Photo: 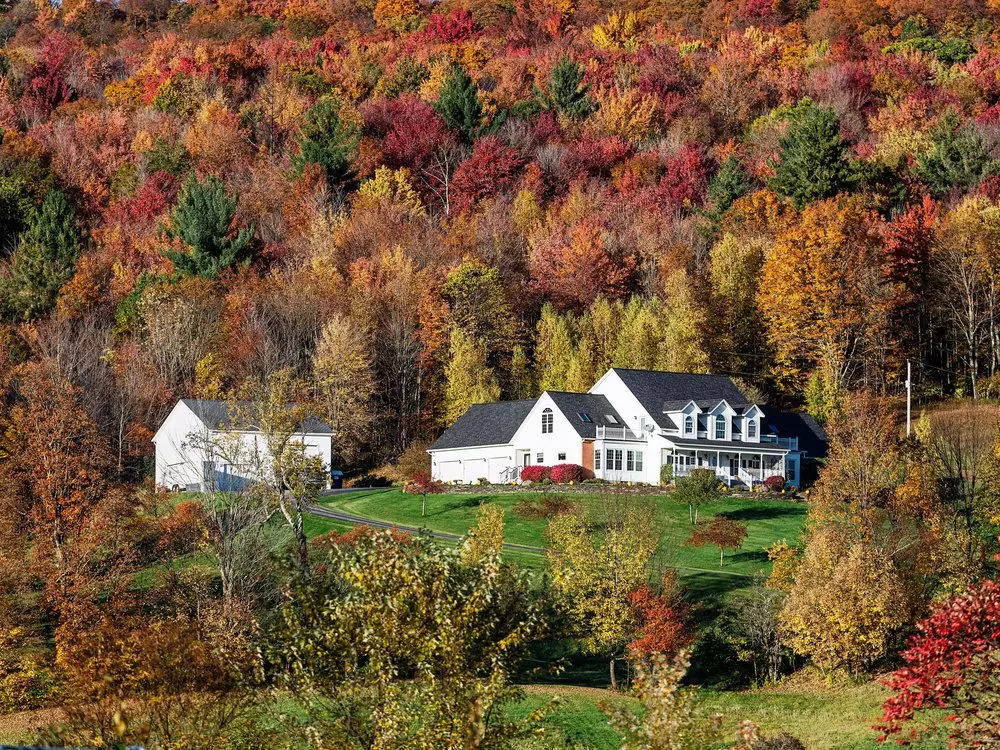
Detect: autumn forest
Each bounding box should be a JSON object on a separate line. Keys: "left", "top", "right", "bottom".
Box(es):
{"left": 4, "top": 0, "right": 1000, "bottom": 745}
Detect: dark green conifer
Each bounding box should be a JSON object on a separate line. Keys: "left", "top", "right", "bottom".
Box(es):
{"left": 293, "top": 99, "right": 360, "bottom": 190}
{"left": 769, "top": 104, "right": 854, "bottom": 208}
{"left": 162, "top": 175, "right": 254, "bottom": 279}
{"left": 3, "top": 189, "right": 79, "bottom": 320}
{"left": 538, "top": 57, "right": 594, "bottom": 121}
{"left": 434, "top": 64, "right": 483, "bottom": 143}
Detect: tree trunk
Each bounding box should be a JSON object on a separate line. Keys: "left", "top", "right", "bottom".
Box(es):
{"left": 609, "top": 656, "right": 617, "bottom": 691}
{"left": 689, "top": 504, "right": 693, "bottom": 524}
{"left": 720, "top": 547, "right": 724, "bottom": 567}
{"left": 422, "top": 493, "right": 427, "bottom": 516}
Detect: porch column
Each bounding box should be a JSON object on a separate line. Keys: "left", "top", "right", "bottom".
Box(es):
{"left": 760, "top": 452, "right": 764, "bottom": 480}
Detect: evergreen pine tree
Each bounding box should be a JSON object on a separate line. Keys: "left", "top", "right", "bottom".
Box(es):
{"left": 162, "top": 175, "right": 254, "bottom": 279}
{"left": 769, "top": 104, "right": 854, "bottom": 208}
{"left": 538, "top": 57, "right": 594, "bottom": 121}
{"left": 707, "top": 156, "right": 753, "bottom": 217}
{"left": 917, "top": 111, "right": 996, "bottom": 196}
{"left": 293, "top": 99, "right": 360, "bottom": 190}
{"left": 434, "top": 64, "right": 483, "bottom": 143}
{"left": 444, "top": 328, "right": 501, "bottom": 424}
{"left": 4, "top": 189, "right": 79, "bottom": 320}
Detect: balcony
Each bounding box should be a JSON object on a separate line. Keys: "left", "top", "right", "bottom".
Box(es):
{"left": 596, "top": 425, "right": 646, "bottom": 442}
{"left": 760, "top": 434, "right": 798, "bottom": 450}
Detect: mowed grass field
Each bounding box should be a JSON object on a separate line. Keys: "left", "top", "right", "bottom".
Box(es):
{"left": 315, "top": 488, "right": 807, "bottom": 575}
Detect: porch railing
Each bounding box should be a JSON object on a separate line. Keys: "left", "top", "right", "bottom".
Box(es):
{"left": 595, "top": 425, "right": 646, "bottom": 442}
{"left": 674, "top": 464, "right": 784, "bottom": 487}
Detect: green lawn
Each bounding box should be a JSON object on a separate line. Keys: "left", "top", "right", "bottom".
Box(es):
{"left": 509, "top": 679, "right": 948, "bottom": 750}
{"left": 319, "top": 488, "right": 807, "bottom": 577}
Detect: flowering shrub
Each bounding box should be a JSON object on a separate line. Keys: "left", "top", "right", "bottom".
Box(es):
{"left": 550, "top": 463, "right": 584, "bottom": 483}
{"left": 763, "top": 475, "right": 786, "bottom": 492}
{"left": 519, "top": 465, "right": 549, "bottom": 482}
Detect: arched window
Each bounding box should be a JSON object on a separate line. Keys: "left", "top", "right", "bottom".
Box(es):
{"left": 542, "top": 408, "right": 553, "bottom": 434}
{"left": 684, "top": 415, "right": 693, "bottom": 435}
{"left": 747, "top": 419, "right": 757, "bottom": 439}
{"left": 715, "top": 415, "right": 726, "bottom": 440}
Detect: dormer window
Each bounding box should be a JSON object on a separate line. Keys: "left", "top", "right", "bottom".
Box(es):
{"left": 605, "top": 415, "right": 619, "bottom": 424}
{"left": 542, "top": 408, "right": 553, "bottom": 434}
{"left": 579, "top": 413, "right": 593, "bottom": 423}
{"left": 684, "top": 415, "right": 693, "bottom": 435}
{"left": 715, "top": 415, "right": 726, "bottom": 440}
{"left": 747, "top": 419, "right": 757, "bottom": 439}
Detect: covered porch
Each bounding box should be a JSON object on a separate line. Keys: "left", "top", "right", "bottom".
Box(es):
{"left": 666, "top": 447, "right": 786, "bottom": 488}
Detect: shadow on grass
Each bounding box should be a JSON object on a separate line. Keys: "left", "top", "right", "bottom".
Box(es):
{"left": 719, "top": 505, "right": 808, "bottom": 522}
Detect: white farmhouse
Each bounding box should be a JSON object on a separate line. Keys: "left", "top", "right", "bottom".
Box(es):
{"left": 428, "top": 368, "right": 827, "bottom": 488}
{"left": 153, "top": 399, "right": 333, "bottom": 492}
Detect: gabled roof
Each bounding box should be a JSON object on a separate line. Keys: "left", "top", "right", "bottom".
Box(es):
{"left": 430, "top": 400, "right": 536, "bottom": 451}
{"left": 766, "top": 411, "right": 829, "bottom": 458}
{"left": 546, "top": 392, "right": 627, "bottom": 439}
{"left": 610, "top": 369, "right": 749, "bottom": 424}
{"left": 180, "top": 399, "right": 332, "bottom": 435}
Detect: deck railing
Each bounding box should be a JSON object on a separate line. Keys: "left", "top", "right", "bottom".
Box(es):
{"left": 595, "top": 425, "right": 646, "bottom": 441}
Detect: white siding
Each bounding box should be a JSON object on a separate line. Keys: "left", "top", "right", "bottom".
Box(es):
{"left": 589, "top": 370, "right": 658, "bottom": 436}
{"left": 153, "top": 401, "right": 333, "bottom": 491}
{"left": 509, "top": 393, "right": 584, "bottom": 467}
{"left": 429, "top": 445, "right": 518, "bottom": 484}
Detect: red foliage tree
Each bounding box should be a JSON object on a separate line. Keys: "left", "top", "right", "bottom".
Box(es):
{"left": 627, "top": 572, "right": 694, "bottom": 659}
{"left": 879, "top": 578, "right": 1000, "bottom": 746}
{"left": 362, "top": 95, "right": 452, "bottom": 171}
{"left": 659, "top": 143, "right": 711, "bottom": 211}
{"left": 529, "top": 219, "right": 635, "bottom": 309}
{"left": 687, "top": 516, "right": 748, "bottom": 567}
{"left": 450, "top": 136, "right": 525, "bottom": 214}
{"left": 404, "top": 471, "right": 446, "bottom": 516}
{"left": 22, "top": 33, "right": 79, "bottom": 120}
{"left": 423, "top": 9, "right": 480, "bottom": 42}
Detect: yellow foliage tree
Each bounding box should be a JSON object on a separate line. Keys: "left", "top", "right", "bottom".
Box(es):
{"left": 662, "top": 270, "right": 711, "bottom": 374}
{"left": 356, "top": 166, "right": 426, "bottom": 217}
{"left": 443, "top": 328, "right": 501, "bottom": 424}
{"left": 758, "top": 196, "right": 890, "bottom": 395}
{"left": 547, "top": 494, "right": 660, "bottom": 689}
{"left": 592, "top": 88, "right": 660, "bottom": 142}
{"left": 463, "top": 503, "right": 505, "bottom": 563}
{"left": 592, "top": 11, "right": 641, "bottom": 51}
{"left": 779, "top": 524, "right": 907, "bottom": 676}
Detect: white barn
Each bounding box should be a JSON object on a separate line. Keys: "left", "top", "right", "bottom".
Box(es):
{"left": 153, "top": 399, "right": 333, "bottom": 492}
{"left": 428, "top": 368, "right": 827, "bottom": 488}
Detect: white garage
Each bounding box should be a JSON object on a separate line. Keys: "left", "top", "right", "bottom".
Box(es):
{"left": 463, "top": 457, "right": 487, "bottom": 484}
{"left": 438, "top": 460, "right": 462, "bottom": 482}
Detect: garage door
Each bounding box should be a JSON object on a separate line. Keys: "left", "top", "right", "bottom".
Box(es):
{"left": 463, "top": 458, "right": 487, "bottom": 484}
{"left": 438, "top": 460, "right": 462, "bottom": 482}
{"left": 488, "top": 457, "right": 511, "bottom": 483}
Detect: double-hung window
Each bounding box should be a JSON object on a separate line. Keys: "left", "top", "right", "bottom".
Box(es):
{"left": 626, "top": 450, "right": 644, "bottom": 472}
{"left": 747, "top": 420, "right": 757, "bottom": 439}
{"left": 542, "top": 408, "right": 553, "bottom": 434}
{"left": 715, "top": 415, "right": 726, "bottom": 440}
{"left": 606, "top": 449, "right": 623, "bottom": 471}
{"left": 595, "top": 450, "right": 602, "bottom": 470}
{"left": 684, "top": 415, "right": 693, "bottom": 435}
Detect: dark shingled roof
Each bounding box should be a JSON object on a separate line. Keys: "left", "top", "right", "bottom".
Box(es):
{"left": 430, "top": 400, "right": 536, "bottom": 450}
{"left": 610, "top": 369, "right": 749, "bottom": 426}
{"left": 546, "top": 392, "right": 629, "bottom": 439}
{"left": 181, "top": 399, "right": 332, "bottom": 435}
{"left": 765, "top": 411, "right": 829, "bottom": 458}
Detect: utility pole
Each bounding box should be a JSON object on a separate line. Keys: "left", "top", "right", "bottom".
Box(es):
{"left": 906, "top": 359, "right": 912, "bottom": 437}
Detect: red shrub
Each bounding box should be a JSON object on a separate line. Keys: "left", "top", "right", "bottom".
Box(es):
{"left": 519, "top": 465, "right": 550, "bottom": 482}
{"left": 763, "top": 475, "right": 786, "bottom": 492}
{"left": 450, "top": 135, "right": 525, "bottom": 213}
{"left": 549, "top": 463, "right": 584, "bottom": 483}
